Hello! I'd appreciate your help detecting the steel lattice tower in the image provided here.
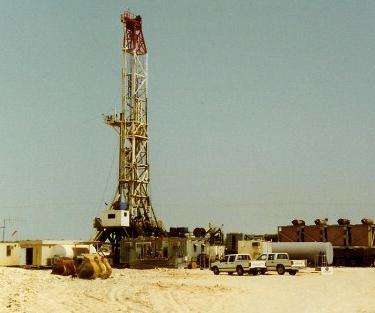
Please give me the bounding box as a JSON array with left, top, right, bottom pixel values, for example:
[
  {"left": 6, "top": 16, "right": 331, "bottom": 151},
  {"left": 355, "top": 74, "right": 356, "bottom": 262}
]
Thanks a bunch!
[{"left": 94, "top": 11, "right": 161, "bottom": 265}]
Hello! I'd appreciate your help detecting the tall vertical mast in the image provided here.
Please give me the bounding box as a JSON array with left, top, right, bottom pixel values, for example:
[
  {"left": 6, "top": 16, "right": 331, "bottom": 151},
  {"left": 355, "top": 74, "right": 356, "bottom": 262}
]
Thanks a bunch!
[
  {"left": 95, "top": 11, "right": 160, "bottom": 251},
  {"left": 119, "top": 11, "right": 154, "bottom": 226}
]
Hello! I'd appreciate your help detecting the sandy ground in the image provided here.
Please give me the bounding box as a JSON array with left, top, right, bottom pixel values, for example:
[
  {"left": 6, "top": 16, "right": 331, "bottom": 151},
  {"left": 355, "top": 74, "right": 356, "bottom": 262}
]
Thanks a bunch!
[{"left": 1, "top": 267, "right": 375, "bottom": 313}]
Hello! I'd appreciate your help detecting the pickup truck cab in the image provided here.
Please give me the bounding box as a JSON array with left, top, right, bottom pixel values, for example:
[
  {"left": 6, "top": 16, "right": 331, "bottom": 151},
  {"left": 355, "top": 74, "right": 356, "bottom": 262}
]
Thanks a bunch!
[
  {"left": 257, "top": 253, "right": 306, "bottom": 275},
  {"left": 210, "top": 254, "right": 267, "bottom": 276}
]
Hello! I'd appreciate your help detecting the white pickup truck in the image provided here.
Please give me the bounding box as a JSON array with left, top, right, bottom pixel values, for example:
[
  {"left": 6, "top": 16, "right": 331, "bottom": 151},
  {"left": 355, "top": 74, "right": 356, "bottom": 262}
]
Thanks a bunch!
[
  {"left": 210, "top": 254, "right": 267, "bottom": 276},
  {"left": 257, "top": 253, "right": 306, "bottom": 275}
]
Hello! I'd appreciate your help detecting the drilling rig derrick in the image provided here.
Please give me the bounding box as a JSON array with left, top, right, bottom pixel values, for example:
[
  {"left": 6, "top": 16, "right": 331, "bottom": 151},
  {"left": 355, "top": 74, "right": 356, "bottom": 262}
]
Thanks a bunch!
[{"left": 93, "top": 11, "right": 162, "bottom": 265}]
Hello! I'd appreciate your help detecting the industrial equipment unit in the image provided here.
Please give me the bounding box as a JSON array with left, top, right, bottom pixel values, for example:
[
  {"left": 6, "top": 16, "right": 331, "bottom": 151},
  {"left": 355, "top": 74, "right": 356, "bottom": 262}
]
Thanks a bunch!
[{"left": 278, "top": 218, "right": 375, "bottom": 266}]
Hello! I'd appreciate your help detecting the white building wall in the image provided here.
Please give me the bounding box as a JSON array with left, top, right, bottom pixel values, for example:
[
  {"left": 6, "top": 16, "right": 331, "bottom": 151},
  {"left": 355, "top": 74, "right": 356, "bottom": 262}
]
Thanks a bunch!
[
  {"left": 0, "top": 242, "right": 22, "bottom": 266},
  {"left": 41, "top": 245, "right": 56, "bottom": 266},
  {"left": 19, "top": 240, "right": 80, "bottom": 266}
]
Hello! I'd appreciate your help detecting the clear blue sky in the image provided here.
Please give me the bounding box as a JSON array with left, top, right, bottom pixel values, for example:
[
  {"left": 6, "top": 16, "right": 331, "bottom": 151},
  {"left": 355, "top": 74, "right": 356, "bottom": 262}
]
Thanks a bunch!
[{"left": 0, "top": 1, "right": 374, "bottom": 240}]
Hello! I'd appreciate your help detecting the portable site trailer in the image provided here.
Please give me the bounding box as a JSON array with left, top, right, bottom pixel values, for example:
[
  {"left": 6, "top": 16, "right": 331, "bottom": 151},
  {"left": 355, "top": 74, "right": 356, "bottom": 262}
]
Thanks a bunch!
[
  {"left": 19, "top": 240, "right": 95, "bottom": 267},
  {"left": 119, "top": 236, "right": 224, "bottom": 268},
  {"left": 237, "top": 240, "right": 272, "bottom": 259},
  {"left": 0, "top": 242, "right": 23, "bottom": 266},
  {"left": 120, "top": 237, "right": 187, "bottom": 268},
  {"left": 19, "top": 240, "right": 69, "bottom": 266}
]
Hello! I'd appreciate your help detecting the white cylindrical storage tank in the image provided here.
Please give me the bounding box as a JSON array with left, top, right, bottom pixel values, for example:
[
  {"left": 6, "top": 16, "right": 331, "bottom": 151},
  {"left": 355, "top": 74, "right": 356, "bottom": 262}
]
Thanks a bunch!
[
  {"left": 271, "top": 242, "right": 333, "bottom": 265},
  {"left": 51, "top": 245, "right": 74, "bottom": 258},
  {"left": 51, "top": 244, "right": 96, "bottom": 259}
]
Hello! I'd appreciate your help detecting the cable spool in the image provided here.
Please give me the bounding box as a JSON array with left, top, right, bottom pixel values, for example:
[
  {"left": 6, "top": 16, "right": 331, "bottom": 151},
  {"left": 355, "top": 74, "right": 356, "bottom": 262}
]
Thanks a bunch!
[
  {"left": 337, "top": 218, "right": 351, "bottom": 225},
  {"left": 314, "top": 218, "right": 328, "bottom": 226},
  {"left": 291, "top": 219, "right": 305, "bottom": 226},
  {"left": 361, "top": 218, "right": 374, "bottom": 225},
  {"left": 193, "top": 227, "right": 206, "bottom": 237}
]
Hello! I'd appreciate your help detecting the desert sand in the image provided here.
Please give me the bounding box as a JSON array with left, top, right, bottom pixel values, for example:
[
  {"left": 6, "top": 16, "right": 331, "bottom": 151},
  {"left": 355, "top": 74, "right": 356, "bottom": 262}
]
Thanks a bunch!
[{"left": 1, "top": 267, "right": 375, "bottom": 313}]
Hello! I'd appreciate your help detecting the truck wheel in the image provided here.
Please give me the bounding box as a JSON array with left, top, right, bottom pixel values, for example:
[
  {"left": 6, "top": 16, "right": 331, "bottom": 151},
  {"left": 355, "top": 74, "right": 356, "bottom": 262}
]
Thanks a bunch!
[
  {"left": 212, "top": 267, "right": 219, "bottom": 275},
  {"left": 276, "top": 265, "right": 285, "bottom": 275},
  {"left": 260, "top": 269, "right": 267, "bottom": 275},
  {"left": 250, "top": 269, "right": 258, "bottom": 276},
  {"left": 289, "top": 270, "right": 297, "bottom": 275},
  {"left": 236, "top": 266, "right": 244, "bottom": 276},
  {"left": 228, "top": 272, "right": 233, "bottom": 275}
]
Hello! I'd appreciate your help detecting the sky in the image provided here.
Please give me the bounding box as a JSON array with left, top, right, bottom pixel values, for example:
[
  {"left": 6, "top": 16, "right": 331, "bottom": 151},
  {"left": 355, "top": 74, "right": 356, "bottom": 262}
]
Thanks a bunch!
[{"left": 0, "top": 1, "right": 374, "bottom": 240}]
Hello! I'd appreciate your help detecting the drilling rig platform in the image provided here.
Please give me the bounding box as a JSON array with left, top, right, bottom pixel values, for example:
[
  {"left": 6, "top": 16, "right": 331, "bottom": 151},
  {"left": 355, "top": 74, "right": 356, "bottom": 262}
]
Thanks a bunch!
[
  {"left": 92, "top": 11, "right": 225, "bottom": 268},
  {"left": 93, "top": 11, "right": 164, "bottom": 266}
]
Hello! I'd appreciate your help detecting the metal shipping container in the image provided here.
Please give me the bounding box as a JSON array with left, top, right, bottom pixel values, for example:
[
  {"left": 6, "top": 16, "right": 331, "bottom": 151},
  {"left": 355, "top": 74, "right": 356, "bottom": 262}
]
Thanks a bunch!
[
  {"left": 278, "top": 226, "right": 300, "bottom": 242},
  {"left": 303, "top": 225, "right": 326, "bottom": 242},
  {"left": 350, "top": 225, "right": 374, "bottom": 247},
  {"left": 326, "top": 225, "right": 348, "bottom": 246}
]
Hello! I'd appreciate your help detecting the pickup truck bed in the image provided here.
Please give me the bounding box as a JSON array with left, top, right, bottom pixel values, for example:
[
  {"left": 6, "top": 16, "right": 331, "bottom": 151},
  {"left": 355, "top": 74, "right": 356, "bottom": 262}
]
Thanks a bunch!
[{"left": 257, "top": 253, "right": 306, "bottom": 275}]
